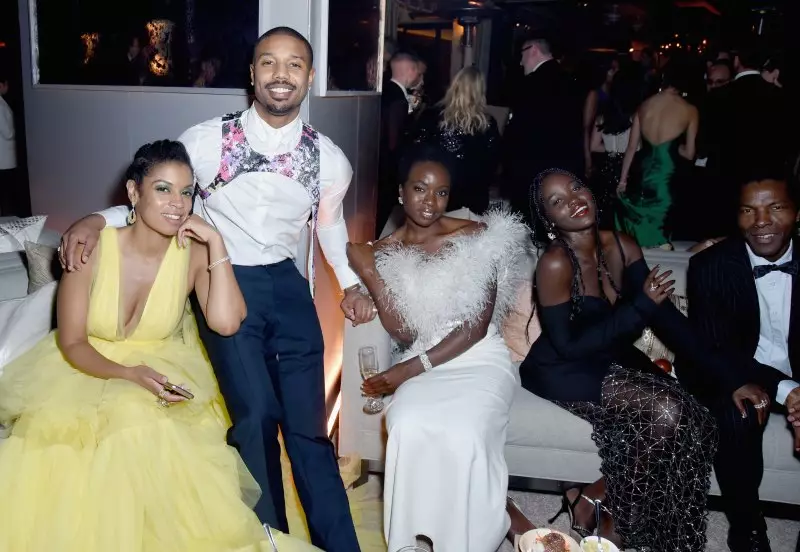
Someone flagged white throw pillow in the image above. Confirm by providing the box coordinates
[0,280,58,375]
[0,216,48,254]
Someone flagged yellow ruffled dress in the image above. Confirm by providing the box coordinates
[0,228,319,552]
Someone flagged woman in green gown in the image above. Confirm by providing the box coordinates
[615,67,698,249]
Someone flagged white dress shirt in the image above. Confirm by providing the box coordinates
[99,104,359,291]
[746,242,798,404]
[0,96,16,171]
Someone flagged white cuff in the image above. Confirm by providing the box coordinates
[775,379,800,406]
[94,206,129,229]
[317,217,360,290]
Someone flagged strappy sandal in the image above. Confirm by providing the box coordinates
[548,486,612,539]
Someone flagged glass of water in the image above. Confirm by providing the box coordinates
[358,346,384,414]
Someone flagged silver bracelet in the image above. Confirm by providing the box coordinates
[207,255,231,271]
[419,352,433,372]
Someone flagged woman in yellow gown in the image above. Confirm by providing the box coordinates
[0,140,320,552]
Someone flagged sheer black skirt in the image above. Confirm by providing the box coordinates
[557,365,718,552]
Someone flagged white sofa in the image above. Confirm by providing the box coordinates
[337,215,800,506]
[0,216,60,302]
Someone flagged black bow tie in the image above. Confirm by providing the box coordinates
[753,260,799,279]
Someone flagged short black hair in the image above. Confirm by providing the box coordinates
[397,143,456,186]
[731,43,767,72]
[661,61,693,93]
[709,59,733,75]
[739,162,799,207]
[252,26,314,67]
[522,33,554,56]
[125,140,193,187]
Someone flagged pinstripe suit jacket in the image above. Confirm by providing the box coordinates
[678,237,799,402]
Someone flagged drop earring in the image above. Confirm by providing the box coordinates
[398,196,404,205]
[127,205,137,225]
[546,223,556,241]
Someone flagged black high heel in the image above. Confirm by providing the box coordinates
[549,485,593,538]
[548,486,613,539]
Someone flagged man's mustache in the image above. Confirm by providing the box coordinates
[264,81,296,90]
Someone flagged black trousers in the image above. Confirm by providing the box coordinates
[193,260,360,552]
[711,398,793,533]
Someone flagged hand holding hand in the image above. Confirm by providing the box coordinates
[732,383,770,425]
[341,288,377,326]
[361,358,424,396]
[642,266,675,305]
[124,364,187,405]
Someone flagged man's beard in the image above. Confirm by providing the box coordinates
[264,100,299,116]
[257,84,306,117]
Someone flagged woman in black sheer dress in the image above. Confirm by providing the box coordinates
[519,169,719,552]
[406,66,500,214]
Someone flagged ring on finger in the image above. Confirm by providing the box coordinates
[158,389,169,400]
[649,282,658,292]
[157,398,169,408]
[754,400,768,409]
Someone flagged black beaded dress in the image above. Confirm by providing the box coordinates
[519,235,718,552]
[406,107,501,214]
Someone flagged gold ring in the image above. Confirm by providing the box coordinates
[650,282,658,292]
[157,398,169,408]
[158,389,168,399]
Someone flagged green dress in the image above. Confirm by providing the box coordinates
[615,140,675,247]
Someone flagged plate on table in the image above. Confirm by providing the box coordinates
[518,528,581,552]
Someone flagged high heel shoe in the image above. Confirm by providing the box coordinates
[548,485,592,538]
[548,486,612,538]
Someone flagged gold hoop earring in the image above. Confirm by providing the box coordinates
[127,207,137,225]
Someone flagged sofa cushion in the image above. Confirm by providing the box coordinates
[0,216,47,253]
[507,387,596,453]
[0,281,58,375]
[24,241,61,293]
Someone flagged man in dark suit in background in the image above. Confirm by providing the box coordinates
[502,33,584,232]
[679,166,800,552]
[703,44,789,235]
[376,52,419,237]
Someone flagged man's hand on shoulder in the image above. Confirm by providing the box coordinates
[59,214,106,272]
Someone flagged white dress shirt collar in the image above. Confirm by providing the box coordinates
[746,240,793,267]
[735,70,761,81]
[243,104,302,152]
[391,79,409,100]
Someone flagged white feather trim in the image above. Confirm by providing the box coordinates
[375,210,532,349]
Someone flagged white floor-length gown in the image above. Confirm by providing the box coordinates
[375,211,530,552]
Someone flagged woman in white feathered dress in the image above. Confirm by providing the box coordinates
[347,147,531,552]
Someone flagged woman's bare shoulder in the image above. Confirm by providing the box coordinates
[442,217,486,238]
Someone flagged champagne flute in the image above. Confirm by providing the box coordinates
[359,346,384,414]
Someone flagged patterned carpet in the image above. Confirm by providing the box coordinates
[501,490,800,552]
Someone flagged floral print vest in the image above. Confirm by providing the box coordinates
[198,110,322,293]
